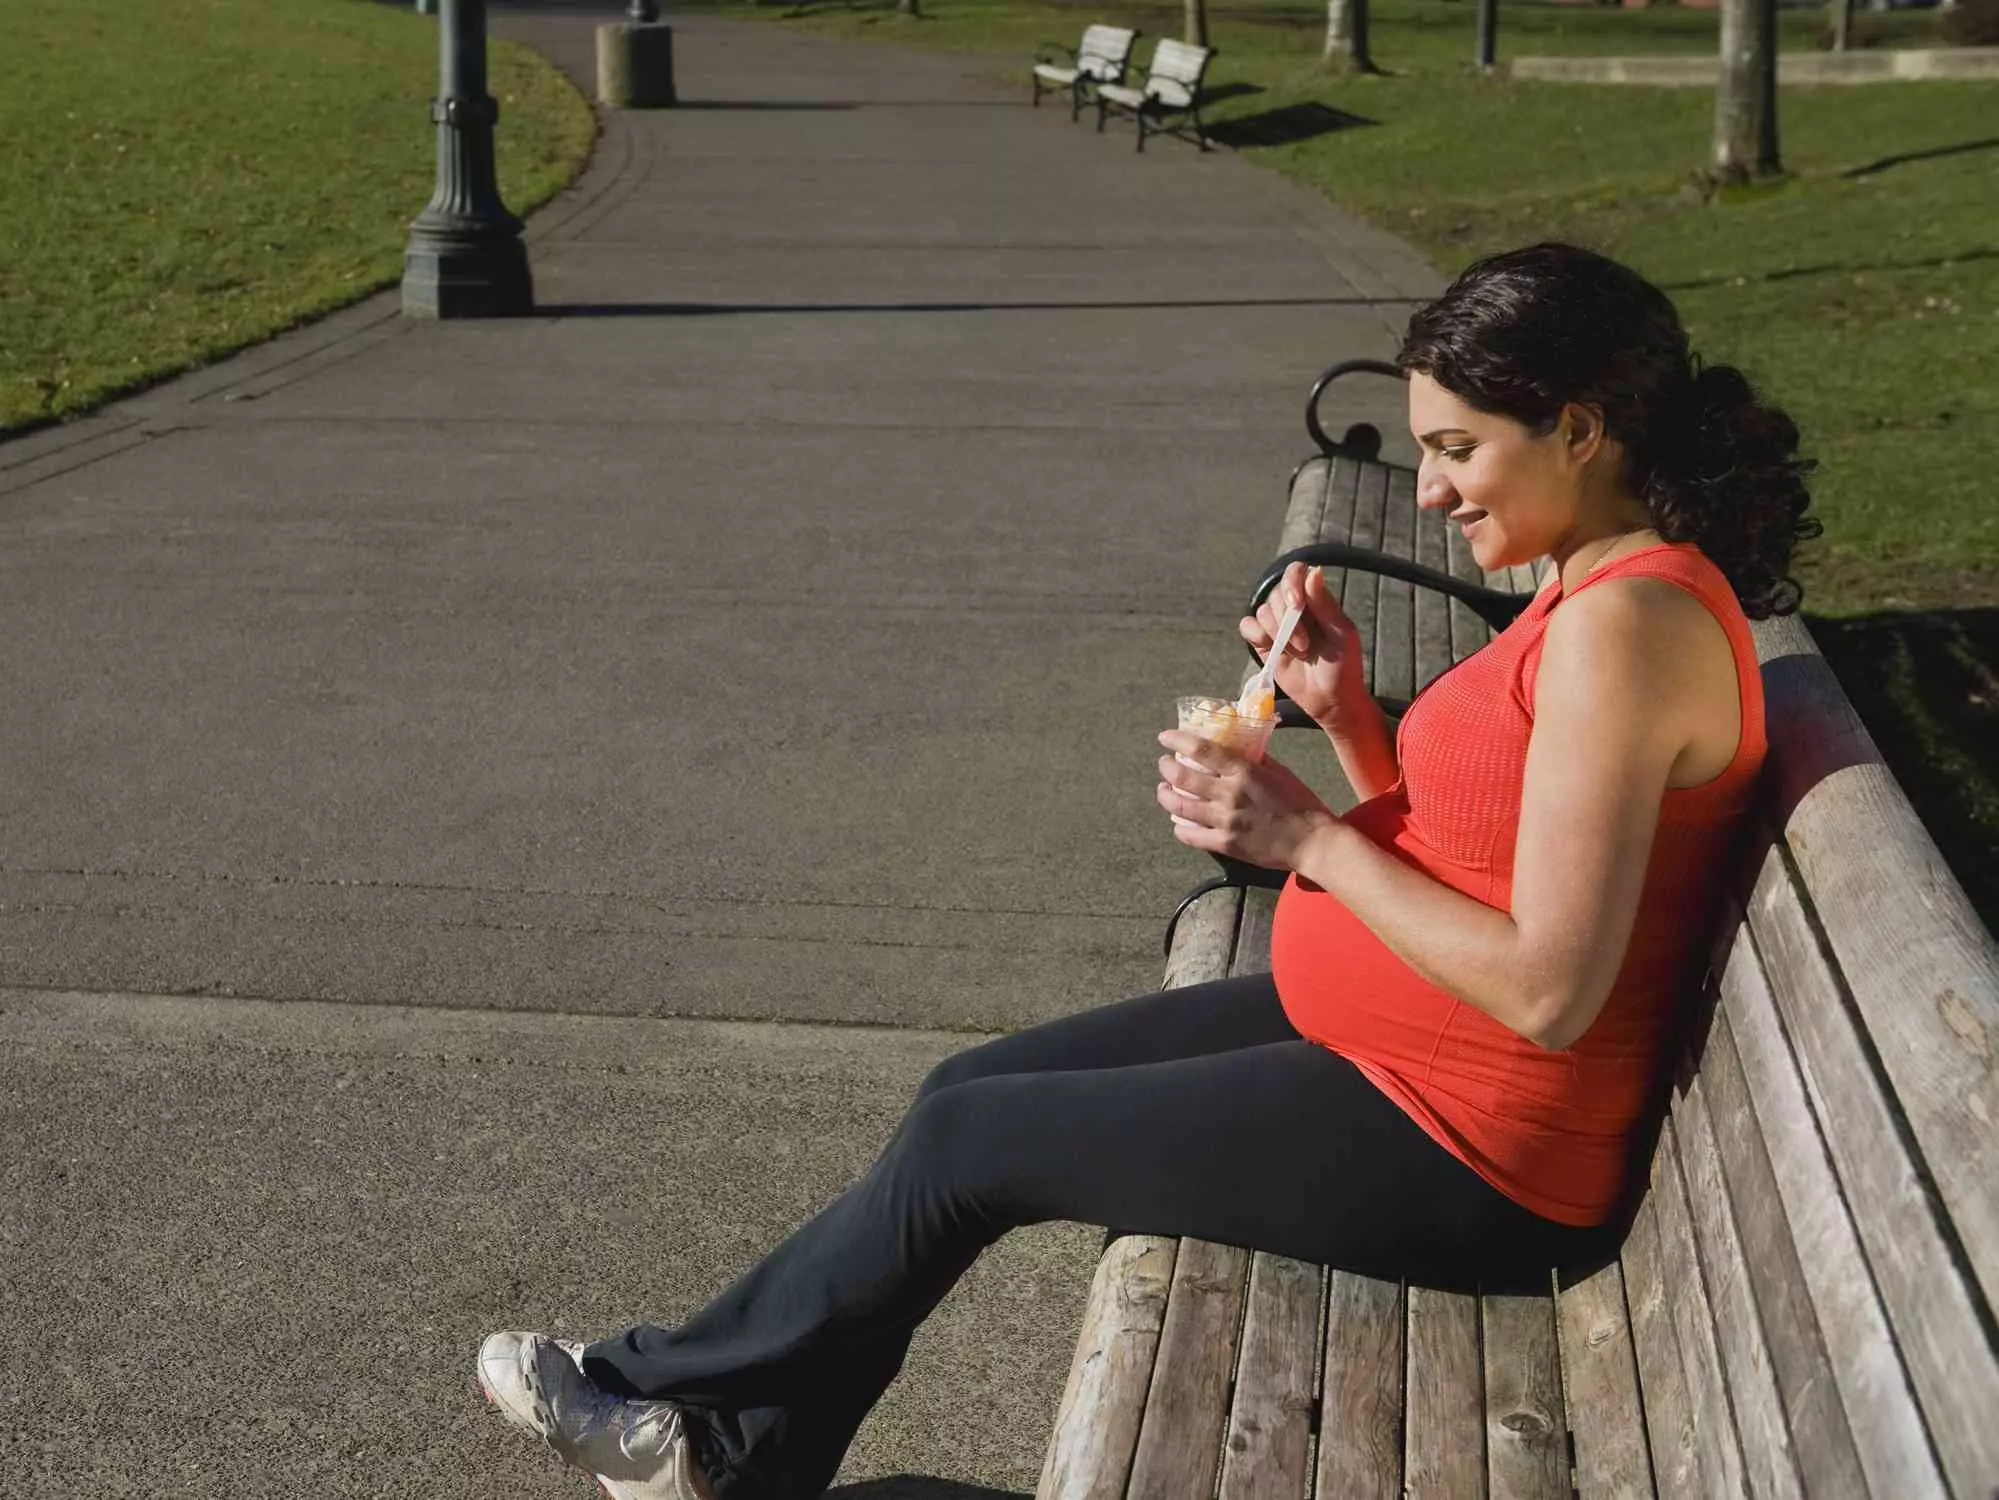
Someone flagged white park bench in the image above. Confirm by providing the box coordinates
[1095,38,1216,153]
[1032,25,1141,123]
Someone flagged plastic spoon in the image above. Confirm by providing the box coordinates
[1236,598,1305,718]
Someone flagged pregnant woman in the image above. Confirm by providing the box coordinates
[473,241,1817,1500]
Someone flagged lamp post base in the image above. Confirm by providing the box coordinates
[401,234,534,319]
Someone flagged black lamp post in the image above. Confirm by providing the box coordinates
[1475,0,1498,72]
[402,0,532,317]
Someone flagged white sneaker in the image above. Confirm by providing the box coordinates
[477,1331,711,1500]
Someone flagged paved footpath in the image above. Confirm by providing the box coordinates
[0,6,1441,1495]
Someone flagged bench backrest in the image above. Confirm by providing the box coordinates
[1076,25,1137,81]
[1286,450,1999,1496]
[1628,609,1999,1497]
[1143,39,1212,108]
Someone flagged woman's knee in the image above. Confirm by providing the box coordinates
[915,1039,1002,1102]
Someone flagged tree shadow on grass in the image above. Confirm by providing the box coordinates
[1207,102,1376,150]
[779,0,905,17]
[1809,607,1999,932]
[1842,136,1999,180]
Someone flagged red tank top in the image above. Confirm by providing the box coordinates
[1271,543,1766,1226]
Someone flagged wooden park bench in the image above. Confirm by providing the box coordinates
[1032,25,1141,122]
[1037,360,1999,1498]
[1095,39,1216,153]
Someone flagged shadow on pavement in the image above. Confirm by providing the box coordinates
[1208,102,1376,150]
[536,293,1427,317]
[827,1481,1028,1500]
[674,99,862,109]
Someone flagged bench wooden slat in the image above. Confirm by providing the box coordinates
[1217,1254,1321,1499]
[1619,1188,1702,1500]
[1554,1262,1655,1499]
[1442,509,1490,664]
[1646,1120,1752,1498]
[1234,887,1277,975]
[1672,1074,1810,1499]
[1341,463,1389,693]
[1716,907,1948,1497]
[1163,887,1244,992]
[1752,614,1999,1323]
[1692,999,1872,1496]
[1316,1271,1404,1498]
[1743,841,1999,1492]
[1404,1288,1486,1499]
[1409,468,1453,692]
[1481,1292,1569,1500]
[1128,1238,1251,1497]
[1038,1235,1181,1500]
[1374,465,1417,705]
[1279,459,1357,591]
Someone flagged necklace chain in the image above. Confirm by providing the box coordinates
[1584,526,1654,575]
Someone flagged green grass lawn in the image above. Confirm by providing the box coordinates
[730,0,1999,922]
[746,0,1995,613]
[0,0,596,432]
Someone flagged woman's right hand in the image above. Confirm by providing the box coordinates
[1240,563,1366,728]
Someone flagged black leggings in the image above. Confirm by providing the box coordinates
[583,973,1619,1499]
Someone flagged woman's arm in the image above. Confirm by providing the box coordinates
[1319,693,1400,806]
[1165,578,1710,1049]
[1245,563,1400,801]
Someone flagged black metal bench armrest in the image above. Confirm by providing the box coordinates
[1253,542,1533,634]
[1304,358,1405,459]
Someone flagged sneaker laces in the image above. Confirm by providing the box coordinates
[618,1400,685,1463]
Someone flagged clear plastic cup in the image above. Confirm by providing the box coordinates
[1171,695,1279,827]
[1176,695,1280,764]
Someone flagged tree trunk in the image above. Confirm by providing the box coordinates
[1712,0,1780,184]
[1827,0,1852,50]
[1475,0,1498,71]
[898,0,921,16]
[1322,0,1376,71]
[1185,0,1209,47]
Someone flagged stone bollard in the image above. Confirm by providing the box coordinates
[597,22,677,109]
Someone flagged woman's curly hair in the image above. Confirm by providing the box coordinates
[1397,243,1820,618]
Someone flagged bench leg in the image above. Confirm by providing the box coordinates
[1192,103,1210,151]
[1032,76,1042,108]
[1070,80,1083,122]
[1096,94,1108,133]
[1135,105,1148,152]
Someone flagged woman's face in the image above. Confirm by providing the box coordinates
[1408,371,1592,573]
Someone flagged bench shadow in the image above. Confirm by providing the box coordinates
[1207,102,1376,150]
[825,1481,1028,1500]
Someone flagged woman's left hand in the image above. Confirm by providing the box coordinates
[1156,732,1338,871]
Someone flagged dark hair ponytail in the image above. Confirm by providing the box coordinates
[1397,243,1820,619]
